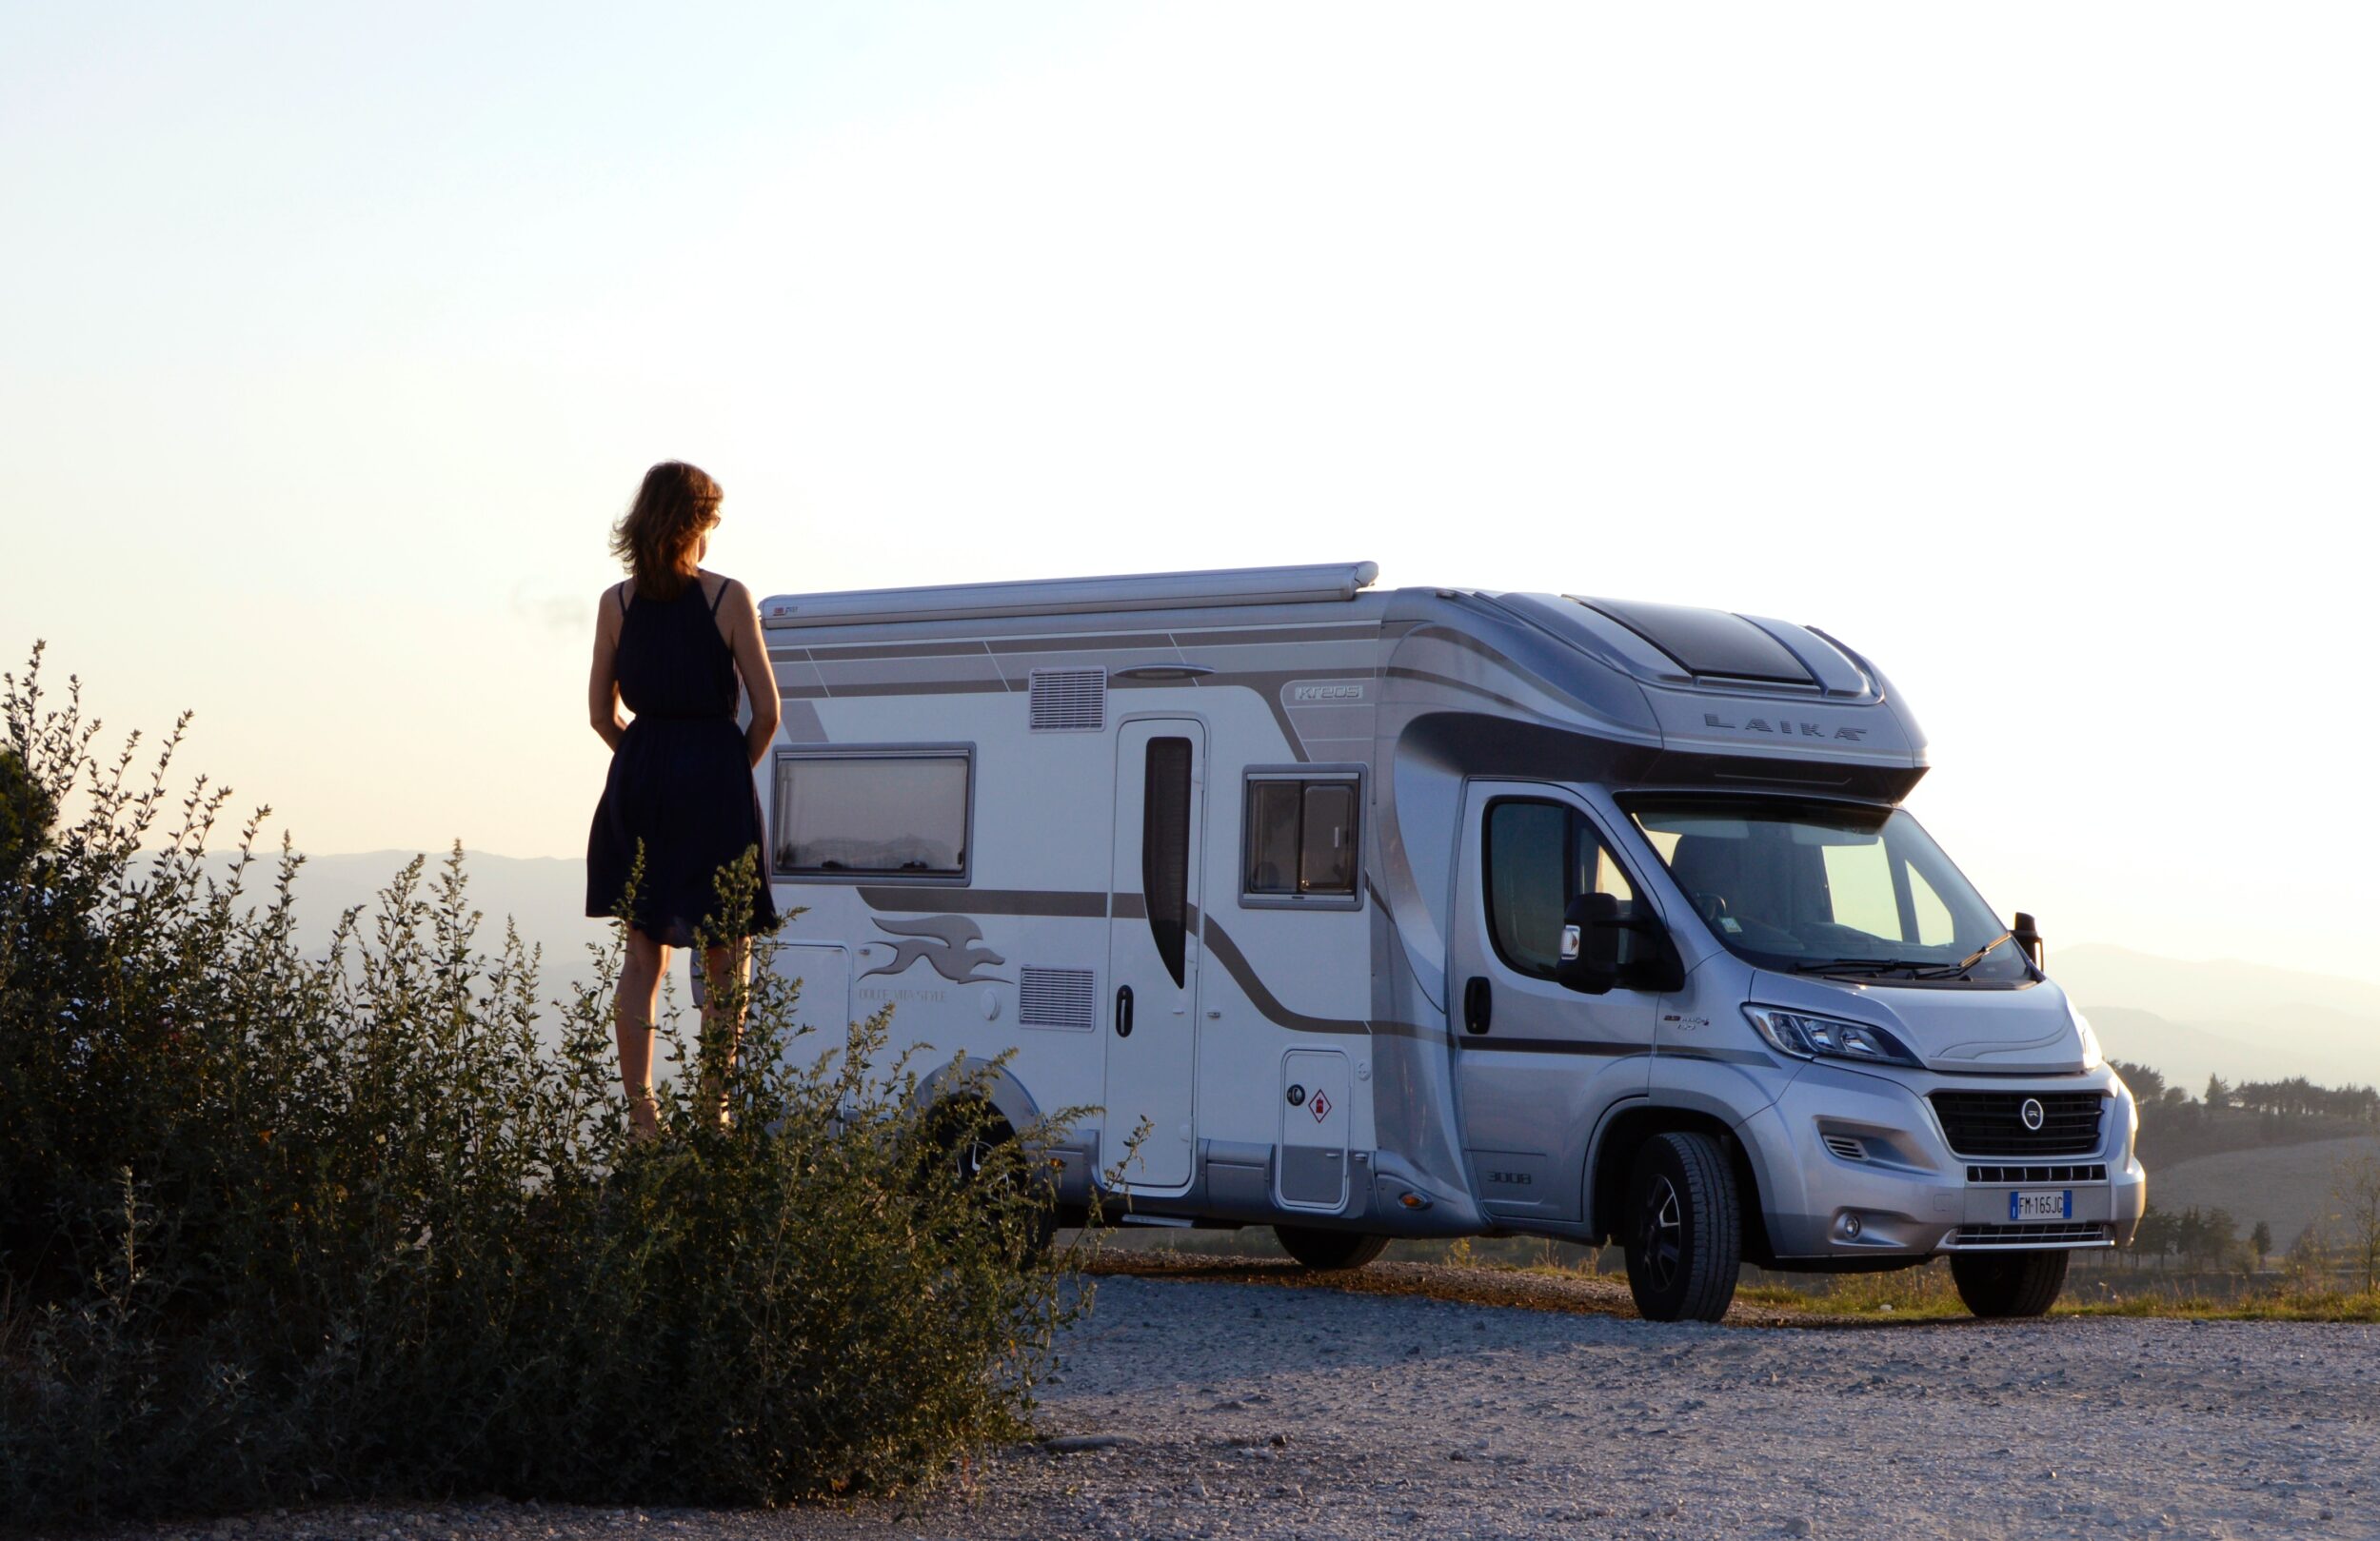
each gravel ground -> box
[90,1259,2380,1541]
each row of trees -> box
[2210,1075,2380,1123]
[2111,1060,2380,1125]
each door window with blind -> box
[1240,768,1364,909]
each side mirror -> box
[1557,893,1684,996]
[2012,911,2044,969]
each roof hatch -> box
[1576,597,1815,685]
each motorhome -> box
[753,562,2143,1321]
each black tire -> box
[1622,1131,1742,1322]
[1950,1249,2069,1318]
[921,1101,1058,1261]
[1275,1226,1390,1271]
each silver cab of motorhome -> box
[754,563,2145,1321]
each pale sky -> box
[4,3,2374,979]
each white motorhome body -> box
[754,563,2144,1319]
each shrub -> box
[0,645,1083,1527]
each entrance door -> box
[1449,783,1663,1221]
[1104,721,1205,1189]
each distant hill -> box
[200,848,615,1008]
[2053,944,2380,1091]
[2149,1135,2380,1251]
[2083,1006,2367,1094]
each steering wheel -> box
[1691,891,1731,927]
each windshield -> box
[1622,795,2033,984]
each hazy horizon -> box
[7,3,2375,983]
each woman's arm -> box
[589,585,626,751]
[724,581,782,769]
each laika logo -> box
[2020,1097,2046,1132]
[1703,712,1868,743]
[1284,680,1369,705]
[859,915,1006,984]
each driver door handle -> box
[1463,976,1492,1035]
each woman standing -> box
[585,461,780,1139]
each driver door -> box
[1449,783,1661,1221]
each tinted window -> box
[1482,800,1632,978]
[773,753,969,878]
[1243,776,1360,899]
[1143,737,1193,987]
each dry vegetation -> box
[0,646,1083,1530]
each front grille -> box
[1929,1091,2105,1157]
[1967,1163,2108,1184]
[1951,1221,2112,1247]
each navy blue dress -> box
[585,574,779,946]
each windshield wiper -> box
[1790,958,1930,978]
[1908,932,2013,980]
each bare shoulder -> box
[705,571,758,614]
[597,579,631,632]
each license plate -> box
[2011,1189,2073,1221]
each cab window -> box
[1482,799,1633,979]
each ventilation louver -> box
[1029,668,1106,731]
[1019,967,1097,1031]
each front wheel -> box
[1950,1249,2069,1318]
[1623,1131,1742,1322]
[1275,1226,1389,1271]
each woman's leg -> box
[698,938,751,1129]
[616,927,667,1140]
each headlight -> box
[1743,1005,1922,1069]
[2071,1002,2104,1071]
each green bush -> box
[0,644,1084,1527]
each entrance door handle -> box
[1463,976,1492,1035]
[1116,984,1135,1037]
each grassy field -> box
[1086,1228,2380,1322]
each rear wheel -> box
[1622,1131,1742,1322]
[1950,1249,2069,1318]
[1274,1225,1389,1271]
[920,1100,1058,1261]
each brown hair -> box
[610,461,724,602]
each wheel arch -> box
[913,1055,1041,1139]
[1586,1100,1777,1268]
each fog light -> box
[1840,1213,1863,1239]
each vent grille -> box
[1950,1222,2112,1248]
[1967,1163,2108,1184]
[1029,668,1106,731]
[1929,1091,2105,1158]
[1822,1135,1867,1161]
[1019,967,1097,1031]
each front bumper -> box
[1741,1060,2146,1262]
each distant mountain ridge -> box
[2051,944,2380,1092]
[196,853,2380,1091]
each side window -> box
[1483,799,1632,979]
[1242,772,1361,904]
[1143,737,1193,988]
[773,750,971,879]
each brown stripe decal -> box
[1199,916,1367,1036]
[856,887,1109,918]
[1457,1036,1649,1057]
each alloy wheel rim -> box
[1640,1176,1683,1291]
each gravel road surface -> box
[96,1259,2380,1541]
